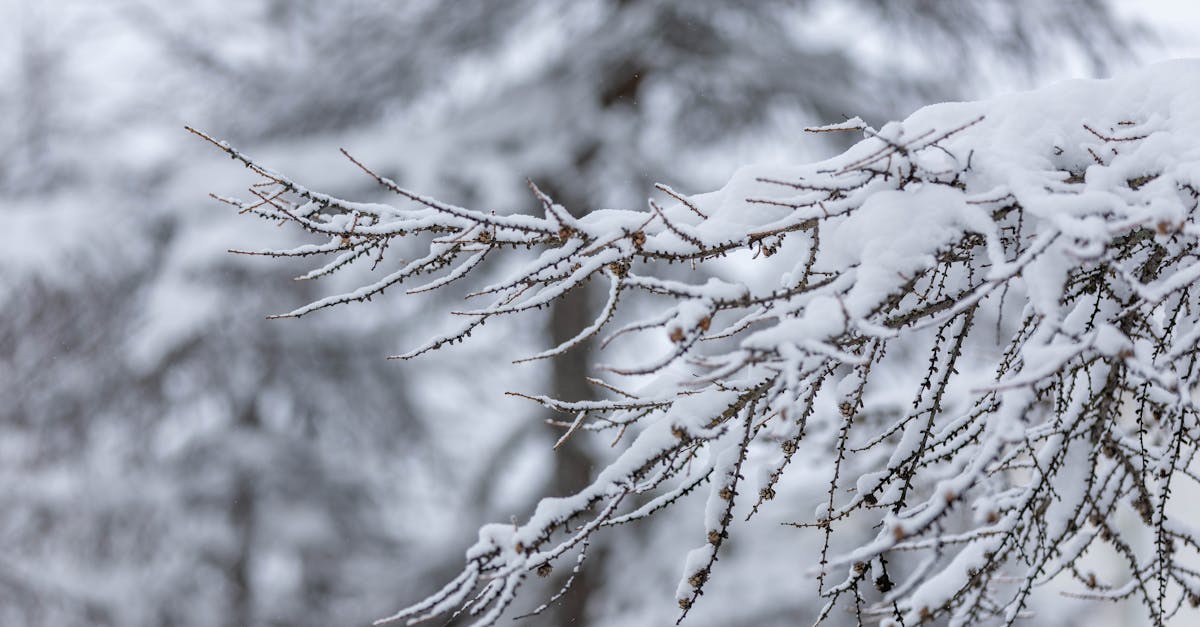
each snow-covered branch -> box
[200,61,1200,625]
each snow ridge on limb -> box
[201,61,1200,625]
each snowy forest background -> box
[3,1,1200,626]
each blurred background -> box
[1,1,1198,626]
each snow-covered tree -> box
[0,4,443,625]
[206,61,1200,625]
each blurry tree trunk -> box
[541,57,645,627]
[227,406,259,627]
[7,5,59,194]
[546,283,598,625]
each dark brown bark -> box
[227,405,259,627]
[545,283,599,625]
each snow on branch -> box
[197,61,1200,625]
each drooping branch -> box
[200,62,1200,626]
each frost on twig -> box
[197,61,1200,625]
